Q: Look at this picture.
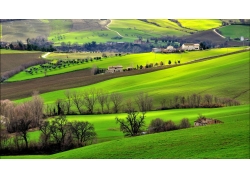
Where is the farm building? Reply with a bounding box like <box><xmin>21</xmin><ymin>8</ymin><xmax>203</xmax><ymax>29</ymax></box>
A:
<box><xmin>194</xmin><ymin>117</ymin><xmax>223</xmax><ymax>126</ymax></box>
<box><xmin>181</xmin><ymin>43</ymin><xmax>200</xmax><ymax>50</ymax></box>
<box><xmin>106</xmin><ymin>65</ymin><xmax>123</xmax><ymax>73</ymax></box>
<box><xmin>133</xmin><ymin>39</ymin><xmax>146</xmax><ymax>44</ymax></box>
<box><xmin>152</xmin><ymin>48</ymin><xmax>162</xmax><ymax>52</ymax></box>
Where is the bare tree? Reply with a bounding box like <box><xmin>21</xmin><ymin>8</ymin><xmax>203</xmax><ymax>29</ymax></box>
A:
<box><xmin>71</xmin><ymin>90</ymin><xmax>84</xmax><ymax>114</ymax></box>
<box><xmin>29</xmin><ymin>91</ymin><xmax>44</xmax><ymax>127</ymax></box>
<box><xmin>69</xmin><ymin>121</ymin><xmax>96</xmax><ymax>147</ymax></box>
<box><xmin>110</xmin><ymin>92</ymin><xmax>123</xmax><ymax>113</ymax></box>
<box><xmin>135</xmin><ymin>92</ymin><xmax>153</xmax><ymax>112</ymax></box>
<box><xmin>160</xmin><ymin>98</ymin><xmax>167</xmax><ymax>109</ymax></box>
<box><xmin>50</xmin><ymin>115</ymin><xmax>69</xmax><ymax>149</ymax></box>
<box><xmin>97</xmin><ymin>89</ymin><xmax>109</xmax><ymax>114</ymax></box>
<box><xmin>39</xmin><ymin>121</ymin><xmax>51</xmax><ymax>147</ymax></box>
<box><xmin>64</xmin><ymin>89</ymin><xmax>72</xmax><ymax>114</ymax></box>
<box><xmin>116</xmin><ymin>111</ymin><xmax>146</xmax><ymax>136</ymax></box>
<box><xmin>83</xmin><ymin>88</ymin><xmax>97</xmax><ymax>114</ymax></box>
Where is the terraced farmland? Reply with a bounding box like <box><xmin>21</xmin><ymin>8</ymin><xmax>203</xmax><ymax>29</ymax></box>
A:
<box><xmin>6</xmin><ymin>47</ymin><xmax>245</xmax><ymax>82</ymax></box>
<box><xmin>178</xmin><ymin>19</ymin><xmax>222</xmax><ymax>31</ymax></box>
<box><xmin>2</xmin><ymin>104</ymin><xmax>249</xmax><ymax>159</ymax></box>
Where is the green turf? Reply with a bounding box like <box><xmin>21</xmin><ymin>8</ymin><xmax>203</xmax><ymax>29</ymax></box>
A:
<box><xmin>48</xmin><ymin>30</ymin><xmax>124</xmax><ymax>45</ymax></box>
<box><xmin>108</xmin><ymin>19</ymin><xmax>189</xmax><ymax>39</ymax></box>
<box><xmin>147</xmin><ymin>19</ymin><xmax>195</xmax><ymax>33</ymax></box>
<box><xmin>14</xmin><ymin>49</ymin><xmax>250</xmax><ymax>107</ymax></box>
<box><xmin>0</xmin><ymin>49</ymin><xmax>41</xmax><ymax>54</ymax></box>
<box><xmin>6</xmin><ymin>47</ymin><xmax>245</xmax><ymax>82</ymax></box>
<box><xmin>2</xmin><ymin>104</ymin><xmax>249</xmax><ymax>159</ymax></box>
<box><xmin>219</xmin><ymin>25</ymin><xmax>250</xmax><ymax>39</ymax></box>
<box><xmin>178</xmin><ymin>19</ymin><xmax>222</xmax><ymax>31</ymax></box>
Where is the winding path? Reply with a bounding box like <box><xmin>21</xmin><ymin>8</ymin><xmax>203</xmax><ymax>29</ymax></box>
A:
<box><xmin>41</xmin><ymin>52</ymin><xmax>51</xmax><ymax>58</ymax></box>
<box><xmin>106</xmin><ymin>20</ymin><xmax>124</xmax><ymax>37</ymax></box>
<box><xmin>213</xmin><ymin>29</ymin><xmax>225</xmax><ymax>39</ymax></box>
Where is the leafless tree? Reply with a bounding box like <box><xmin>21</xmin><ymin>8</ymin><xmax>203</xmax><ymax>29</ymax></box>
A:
<box><xmin>116</xmin><ymin>111</ymin><xmax>146</xmax><ymax>136</ymax></box>
<box><xmin>179</xmin><ymin>118</ymin><xmax>191</xmax><ymax>129</ymax></box>
<box><xmin>69</xmin><ymin>121</ymin><xmax>96</xmax><ymax>147</ymax></box>
<box><xmin>97</xmin><ymin>89</ymin><xmax>109</xmax><ymax>114</ymax></box>
<box><xmin>71</xmin><ymin>90</ymin><xmax>84</xmax><ymax>114</ymax></box>
<box><xmin>29</xmin><ymin>91</ymin><xmax>44</xmax><ymax>127</ymax></box>
<box><xmin>110</xmin><ymin>92</ymin><xmax>123</xmax><ymax>113</ymax></box>
<box><xmin>50</xmin><ymin>115</ymin><xmax>69</xmax><ymax>149</ymax></box>
<box><xmin>124</xmin><ymin>99</ymin><xmax>136</xmax><ymax>113</ymax></box>
<box><xmin>160</xmin><ymin>98</ymin><xmax>167</xmax><ymax>109</ymax></box>
<box><xmin>64</xmin><ymin>89</ymin><xmax>72</xmax><ymax>114</ymax></box>
<box><xmin>39</xmin><ymin>121</ymin><xmax>51</xmax><ymax>147</ymax></box>
<box><xmin>83</xmin><ymin>88</ymin><xmax>97</xmax><ymax>114</ymax></box>
<box><xmin>135</xmin><ymin>92</ymin><xmax>153</xmax><ymax>112</ymax></box>
<box><xmin>148</xmin><ymin>118</ymin><xmax>166</xmax><ymax>133</ymax></box>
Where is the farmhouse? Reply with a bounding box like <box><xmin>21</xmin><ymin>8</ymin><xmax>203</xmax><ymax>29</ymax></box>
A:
<box><xmin>194</xmin><ymin>118</ymin><xmax>223</xmax><ymax>126</ymax></box>
<box><xmin>106</xmin><ymin>65</ymin><xmax>123</xmax><ymax>73</ymax></box>
<box><xmin>152</xmin><ymin>48</ymin><xmax>162</xmax><ymax>53</ymax></box>
<box><xmin>133</xmin><ymin>39</ymin><xmax>146</xmax><ymax>44</ymax></box>
<box><xmin>181</xmin><ymin>43</ymin><xmax>200</xmax><ymax>50</ymax></box>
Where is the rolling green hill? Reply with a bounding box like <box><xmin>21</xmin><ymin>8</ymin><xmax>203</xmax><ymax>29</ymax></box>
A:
<box><xmin>219</xmin><ymin>25</ymin><xmax>250</xmax><ymax>39</ymax></box>
<box><xmin>15</xmin><ymin>50</ymin><xmax>250</xmax><ymax>107</ymax></box>
<box><xmin>178</xmin><ymin>19</ymin><xmax>222</xmax><ymax>31</ymax></box>
<box><xmin>2</xmin><ymin>104</ymin><xmax>249</xmax><ymax>159</ymax></box>
<box><xmin>6</xmin><ymin>47</ymin><xmax>245</xmax><ymax>82</ymax></box>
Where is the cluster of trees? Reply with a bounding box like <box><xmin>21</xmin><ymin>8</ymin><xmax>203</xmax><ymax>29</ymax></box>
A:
<box><xmin>159</xmin><ymin>94</ymin><xmax>240</xmax><ymax>110</ymax></box>
<box><xmin>1</xmin><ymin>38</ymin><xmax>56</xmax><ymax>52</ymax></box>
<box><xmin>1</xmin><ymin>59</ymin><xmax>48</xmax><ymax>82</ymax></box>
<box><xmin>115</xmin><ymin>100</ymin><xmax>191</xmax><ymax>137</ymax></box>
<box><xmin>45</xmin><ymin>90</ymin><xmax>154</xmax><ymax>116</ymax></box>
<box><xmin>0</xmin><ymin>92</ymin><xmax>97</xmax><ymax>155</ymax></box>
<box><xmin>44</xmin><ymin>90</ymin><xmax>241</xmax><ymax>116</ymax></box>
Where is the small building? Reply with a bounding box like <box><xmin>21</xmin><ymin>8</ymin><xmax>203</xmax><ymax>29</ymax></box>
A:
<box><xmin>152</xmin><ymin>48</ymin><xmax>162</xmax><ymax>53</ymax></box>
<box><xmin>106</xmin><ymin>65</ymin><xmax>123</xmax><ymax>73</ymax></box>
<box><xmin>194</xmin><ymin>118</ymin><xmax>223</xmax><ymax>127</ymax></box>
<box><xmin>181</xmin><ymin>43</ymin><xmax>200</xmax><ymax>50</ymax></box>
<box><xmin>133</xmin><ymin>39</ymin><xmax>146</xmax><ymax>44</ymax></box>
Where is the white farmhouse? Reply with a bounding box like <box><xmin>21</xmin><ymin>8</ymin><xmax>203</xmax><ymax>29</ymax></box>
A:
<box><xmin>181</xmin><ymin>43</ymin><xmax>200</xmax><ymax>50</ymax></box>
<box><xmin>152</xmin><ymin>48</ymin><xmax>162</xmax><ymax>52</ymax></box>
<box><xmin>106</xmin><ymin>65</ymin><xmax>123</xmax><ymax>73</ymax></box>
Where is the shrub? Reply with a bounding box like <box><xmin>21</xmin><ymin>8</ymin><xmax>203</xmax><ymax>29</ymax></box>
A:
<box><xmin>164</xmin><ymin>120</ymin><xmax>178</xmax><ymax>131</ymax></box>
<box><xmin>148</xmin><ymin>118</ymin><xmax>166</xmax><ymax>133</ymax></box>
<box><xmin>179</xmin><ymin>118</ymin><xmax>191</xmax><ymax>129</ymax></box>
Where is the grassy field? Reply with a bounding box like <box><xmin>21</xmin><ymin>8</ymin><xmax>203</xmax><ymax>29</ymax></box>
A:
<box><xmin>6</xmin><ymin>47</ymin><xmax>245</xmax><ymax>82</ymax></box>
<box><xmin>13</xmin><ymin>50</ymin><xmax>250</xmax><ymax>108</ymax></box>
<box><xmin>0</xmin><ymin>49</ymin><xmax>42</xmax><ymax>54</ymax></box>
<box><xmin>219</xmin><ymin>25</ymin><xmax>250</xmax><ymax>39</ymax></box>
<box><xmin>178</xmin><ymin>19</ymin><xmax>222</xmax><ymax>31</ymax></box>
<box><xmin>2</xmin><ymin>104</ymin><xmax>249</xmax><ymax>159</ymax></box>
<box><xmin>1</xmin><ymin>52</ymin><xmax>43</xmax><ymax>74</ymax></box>
<box><xmin>147</xmin><ymin>19</ymin><xmax>195</xmax><ymax>33</ymax></box>
<box><xmin>108</xmin><ymin>19</ymin><xmax>189</xmax><ymax>39</ymax></box>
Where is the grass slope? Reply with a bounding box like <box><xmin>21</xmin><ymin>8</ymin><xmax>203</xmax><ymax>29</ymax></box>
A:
<box><xmin>15</xmin><ymin>50</ymin><xmax>250</xmax><ymax>106</ymax></box>
<box><xmin>0</xmin><ymin>49</ymin><xmax>41</xmax><ymax>54</ymax></box>
<box><xmin>2</xmin><ymin>105</ymin><xmax>249</xmax><ymax>159</ymax></box>
<box><xmin>6</xmin><ymin>47</ymin><xmax>245</xmax><ymax>82</ymax></box>
<box><xmin>108</xmin><ymin>19</ymin><xmax>189</xmax><ymax>39</ymax></box>
<box><xmin>178</xmin><ymin>19</ymin><xmax>222</xmax><ymax>31</ymax></box>
<box><xmin>147</xmin><ymin>19</ymin><xmax>195</xmax><ymax>33</ymax></box>
<box><xmin>219</xmin><ymin>25</ymin><xmax>250</xmax><ymax>39</ymax></box>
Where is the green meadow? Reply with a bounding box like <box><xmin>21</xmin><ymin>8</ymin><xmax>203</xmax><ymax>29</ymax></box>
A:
<box><xmin>14</xmin><ymin>50</ymin><xmax>250</xmax><ymax>106</ymax></box>
<box><xmin>219</xmin><ymin>25</ymin><xmax>250</xmax><ymax>39</ymax></box>
<box><xmin>2</xmin><ymin>104</ymin><xmax>249</xmax><ymax>159</ymax></box>
<box><xmin>0</xmin><ymin>49</ymin><xmax>41</xmax><ymax>54</ymax></box>
<box><xmin>6</xmin><ymin>47</ymin><xmax>245</xmax><ymax>82</ymax></box>
<box><xmin>178</xmin><ymin>19</ymin><xmax>222</xmax><ymax>31</ymax></box>
<box><xmin>108</xmin><ymin>19</ymin><xmax>189</xmax><ymax>38</ymax></box>
<box><xmin>147</xmin><ymin>19</ymin><xmax>195</xmax><ymax>33</ymax></box>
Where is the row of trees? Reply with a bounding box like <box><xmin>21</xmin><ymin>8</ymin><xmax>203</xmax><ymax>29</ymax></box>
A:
<box><xmin>44</xmin><ymin>90</ymin><xmax>240</xmax><ymax>116</ymax></box>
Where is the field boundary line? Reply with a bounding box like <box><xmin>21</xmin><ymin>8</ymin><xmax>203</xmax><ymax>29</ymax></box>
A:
<box><xmin>105</xmin><ymin>20</ymin><xmax>123</xmax><ymax>37</ymax></box>
<box><xmin>213</xmin><ymin>29</ymin><xmax>225</xmax><ymax>38</ymax></box>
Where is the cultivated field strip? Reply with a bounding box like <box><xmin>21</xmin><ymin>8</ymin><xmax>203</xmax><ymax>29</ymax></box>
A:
<box><xmin>1</xmin><ymin>49</ymin><xmax>248</xmax><ymax>101</ymax></box>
